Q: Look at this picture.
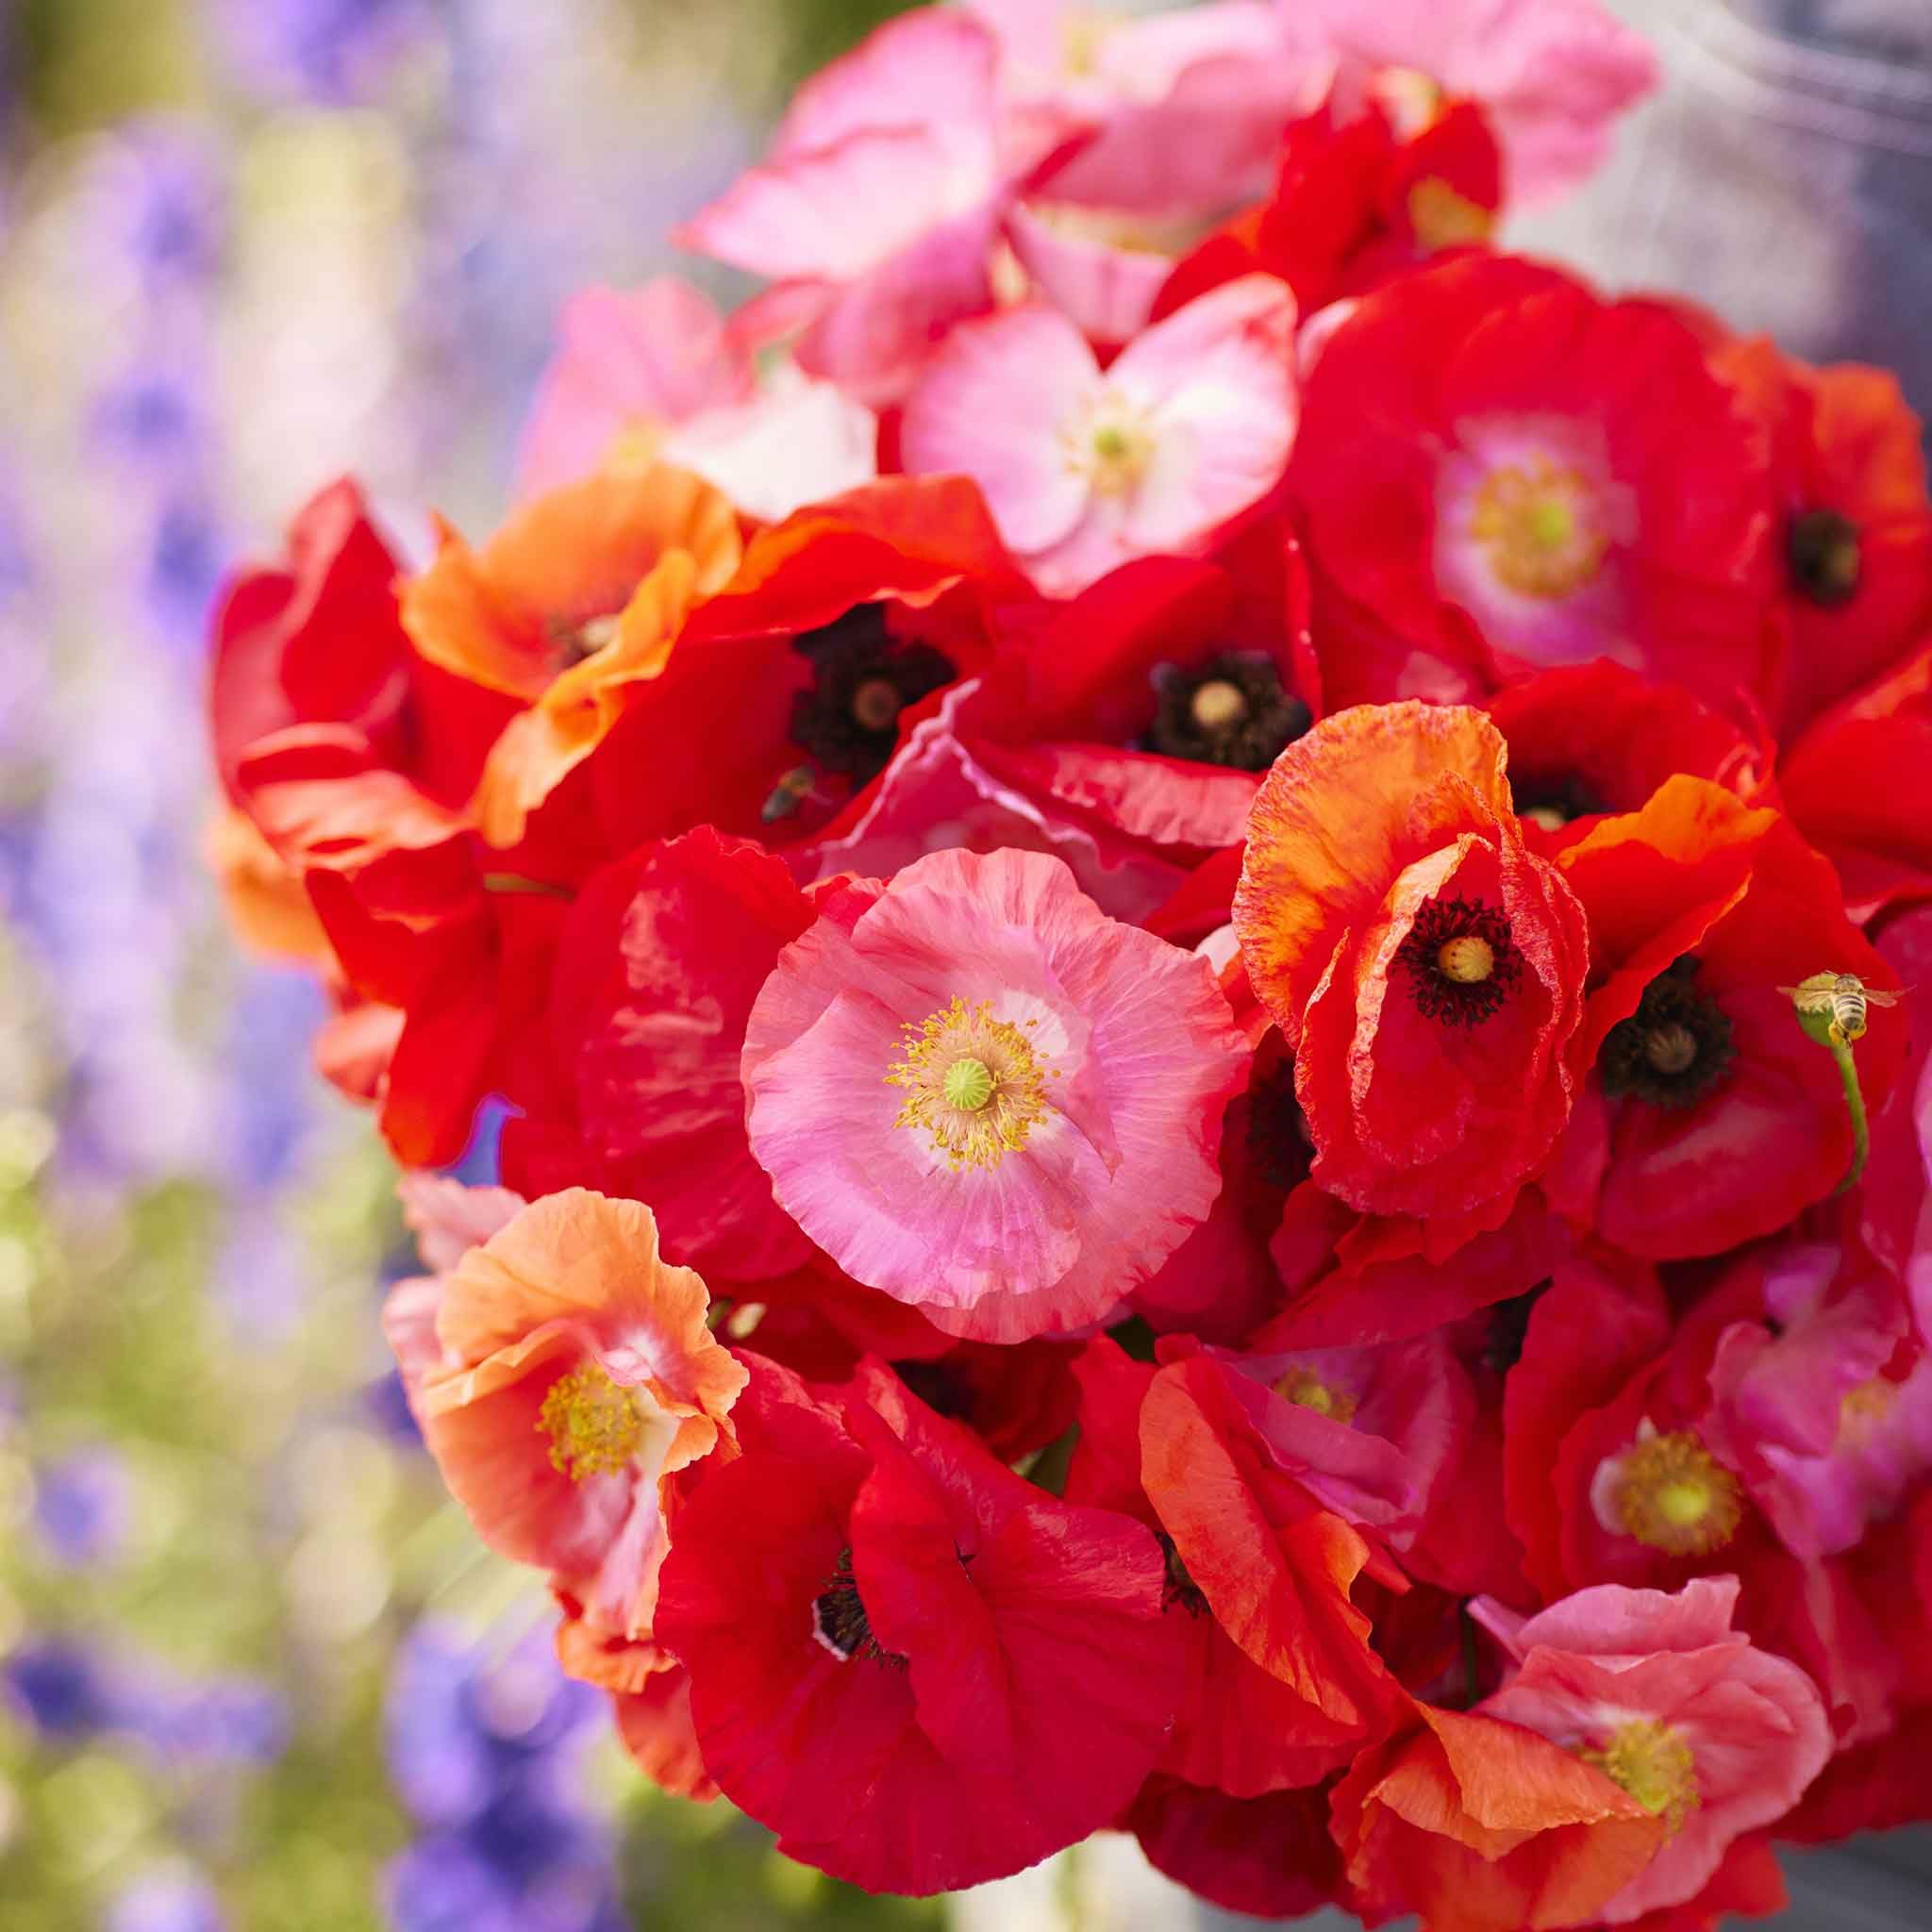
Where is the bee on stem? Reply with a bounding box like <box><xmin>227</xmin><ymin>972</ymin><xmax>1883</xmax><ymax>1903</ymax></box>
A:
<box><xmin>1777</xmin><ymin>972</ymin><xmax>1906</xmax><ymax>1048</ymax></box>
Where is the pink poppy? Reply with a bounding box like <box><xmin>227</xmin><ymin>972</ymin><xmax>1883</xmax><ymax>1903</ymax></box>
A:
<box><xmin>741</xmin><ymin>846</ymin><xmax>1250</xmax><ymax>1342</ymax></box>
<box><xmin>1472</xmin><ymin>1576</ymin><xmax>1832</xmax><ymax>1922</ymax></box>
<box><xmin>517</xmin><ymin>278</ymin><xmax>878</xmax><ymax>524</ymax></box>
<box><xmin>1301</xmin><ymin>0</ymin><xmax>1658</xmax><ymax>206</ymax></box>
<box><xmin>901</xmin><ymin>275</ymin><xmax>1298</xmax><ymax>595</ymax></box>
<box><xmin>676</xmin><ymin>9</ymin><xmax>1067</xmax><ymax>405</ymax></box>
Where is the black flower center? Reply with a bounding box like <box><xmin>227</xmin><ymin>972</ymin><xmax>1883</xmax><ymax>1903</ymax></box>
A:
<box><xmin>1481</xmin><ymin>1281</ymin><xmax>1550</xmax><ymax>1375</ymax></box>
<box><xmin>1788</xmin><ymin>508</ymin><xmax>1862</xmax><ymax>608</ymax></box>
<box><xmin>1159</xmin><ymin>1534</ymin><xmax>1209</xmax><ymax>1618</ymax></box>
<box><xmin>788</xmin><ymin>605</ymin><xmax>958</xmax><ymax>787</ymax></box>
<box><xmin>1141</xmin><ymin>652</ymin><xmax>1310</xmax><ymax>771</ymax></box>
<box><xmin>1599</xmin><ymin>956</ymin><xmax>1735</xmax><ymax>1108</ymax></box>
<box><xmin>891</xmin><ymin>1357</ymin><xmax>974</xmax><ymax>1424</ymax></box>
<box><xmin>1511</xmin><ymin>771</ymin><xmax>1612</xmax><ymax>834</ymax></box>
<box><xmin>1395</xmin><ymin>896</ymin><xmax>1524</xmax><ymax>1027</ymax></box>
<box><xmin>1245</xmin><ymin>1058</ymin><xmax>1315</xmax><ymax>1192</ymax></box>
<box><xmin>810</xmin><ymin>1547</ymin><xmax>906</xmax><ymax>1667</ymax></box>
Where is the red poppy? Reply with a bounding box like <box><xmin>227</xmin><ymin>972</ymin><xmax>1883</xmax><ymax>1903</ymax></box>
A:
<box><xmin>1550</xmin><ymin>780</ymin><xmax>1906</xmax><ymax>1257</ymax></box>
<box><xmin>587</xmin><ymin>476</ymin><xmax>1030</xmax><ymax>858</ymax></box>
<box><xmin>1234</xmin><ymin>701</ymin><xmax>1589</xmax><ymax>1220</ymax></box>
<box><xmin>1779</xmin><ymin>634</ymin><xmax>1932</xmax><ymax>922</ymax></box>
<box><xmin>1488</xmin><ymin>660</ymin><xmax>1773</xmax><ymax>859</ymax></box>
<box><xmin>1287</xmin><ymin>256</ymin><xmax>1779</xmax><ymax>715</ymax></box>
<box><xmin>1713</xmin><ymin>337</ymin><xmax>1932</xmax><ymax>742</ymax></box>
<box><xmin>1156</xmin><ymin>96</ymin><xmax>1502</xmax><ymax>323</ymax></box>
<box><xmin>1065</xmin><ymin>1338</ymin><xmax>1396</xmax><ymax>1799</ymax></box>
<box><xmin>654</xmin><ymin>1355</ymin><xmax>1183</xmax><ymax>1894</ymax></box>
<box><xmin>496</xmin><ymin>826</ymin><xmax>819</xmax><ymax>1280</ymax></box>
<box><xmin>1328</xmin><ymin>1695</ymin><xmax>1666</xmax><ymax>1932</ymax></box>
<box><xmin>1123</xmin><ymin>1775</ymin><xmax>1353</xmax><ymax>1921</ymax></box>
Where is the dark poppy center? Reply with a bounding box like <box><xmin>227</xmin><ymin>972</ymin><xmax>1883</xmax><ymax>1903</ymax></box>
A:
<box><xmin>1480</xmin><ymin>1282</ymin><xmax>1550</xmax><ymax>1375</ymax></box>
<box><xmin>891</xmin><ymin>1357</ymin><xmax>974</xmax><ymax>1424</ymax></box>
<box><xmin>1158</xmin><ymin>1533</ymin><xmax>1209</xmax><ymax>1618</ymax></box>
<box><xmin>1510</xmin><ymin>771</ymin><xmax>1612</xmax><ymax>833</ymax></box>
<box><xmin>1245</xmin><ymin>1059</ymin><xmax>1315</xmax><ymax>1192</ymax></box>
<box><xmin>1141</xmin><ymin>652</ymin><xmax>1310</xmax><ymax>771</ymax></box>
<box><xmin>1395</xmin><ymin>895</ymin><xmax>1524</xmax><ymax>1026</ymax></box>
<box><xmin>545</xmin><ymin>610</ymin><xmax>622</xmax><ymax>668</ymax></box>
<box><xmin>1599</xmin><ymin>956</ymin><xmax>1735</xmax><ymax>1108</ymax></box>
<box><xmin>1788</xmin><ymin>508</ymin><xmax>1862</xmax><ymax>608</ymax></box>
<box><xmin>789</xmin><ymin>605</ymin><xmax>958</xmax><ymax>788</ymax></box>
<box><xmin>810</xmin><ymin>1547</ymin><xmax>906</xmax><ymax>1667</ymax></box>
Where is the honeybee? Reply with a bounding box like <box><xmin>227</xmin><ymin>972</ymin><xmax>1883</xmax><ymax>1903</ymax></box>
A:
<box><xmin>761</xmin><ymin>764</ymin><xmax>826</xmax><ymax>824</ymax></box>
<box><xmin>1778</xmin><ymin>972</ymin><xmax>1906</xmax><ymax>1046</ymax></box>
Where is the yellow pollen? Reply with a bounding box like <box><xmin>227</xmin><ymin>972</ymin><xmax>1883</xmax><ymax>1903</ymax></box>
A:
<box><xmin>1408</xmin><ymin>176</ymin><xmax>1494</xmax><ymax>253</ymax></box>
<box><xmin>1840</xmin><ymin>1376</ymin><xmax>1896</xmax><ymax>1441</ymax></box>
<box><xmin>1581</xmin><ymin>1719</ymin><xmax>1700</xmax><ymax>1835</ymax></box>
<box><xmin>888</xmin><ymin>996</ymin><xmax>1052</xmax><ymax>1172</ymax></box>
<box><xmin>1066</xmin><ymin>391</ymin><xmax>1157</xmax><ymax>499</ymax></box>
<box><xmin>1438</xmin><ymin>935</ymin><xmax>1496</xmax><ymax>985</ymax></box>
<box><xmin>1524</xmin><ymin>805</ymin><xmax>1570</xmax><ymax>834</ymax></box>
<box><xmin>538</xmin><ymin>1361</ymin><xmax>643</xmax><ymax>1482</ymax></box>
<box><xmin>1273</xmin><ymin>1365</ymin><xmax>1358</xmax><ymax>1424</ymax></box>
<box><xmin>1611</xmin><ymin>1430</ymin><xmax>1742</xmax><ymax>1556</ymax></box>
<box><xmin>1190</xmin><ymin>678</ymin><xmax>1249</xmax><ymax>731</ymax></box>
<box><xmin>1471</xmin><ymin>455</ymin><xmax>1609</xmax><ymax>599</ymax></box>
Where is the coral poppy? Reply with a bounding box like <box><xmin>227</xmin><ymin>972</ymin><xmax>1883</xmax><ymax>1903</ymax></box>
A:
<box><xmin>1550</xmin><ymin>779</ymin><xmax>1906</xmax><ymax>1257</ymax></box>
<box><xmin>900</xmin><ymin>275</ymin><xmax>1298</xmax><ymax>596</ymax></box>
<box><xmin>1287</xmin><ymin>256</ymin><xmax>1778</xmax><ymax>713</ymax></box>
<box><xmin>1472</xmin><ymin>1577</ymin><xmax>1832</xmax><ymax>1921</ymax></box>
<box><xmin>742</xmin><ymin>846</ymin><xmax>1249</xmax><ymax>1341</ymax></box>
<box><xmin>1233</xmin><ymin>700</ymin><xmax>1589</xmax><ymax>1219</ymax></box>
<box><xmin>653</xmin><ymin>1356</ymin><xmax>1182</xmax><ymax>1894</ymax></box>
<box><xmin>399</xmin><ymin>462</ymin><xmax>742</xmax><ymax>846</ymax></box>
<box><xmin>1329</xmin><ymin>1694</ymin><xmax>1667</xmax><ymax>1931</ymax></box>
<box><xmin>387</xmin><ymin>1190</ymin><xmax>746</xmax><ymax>1675</ymax></box>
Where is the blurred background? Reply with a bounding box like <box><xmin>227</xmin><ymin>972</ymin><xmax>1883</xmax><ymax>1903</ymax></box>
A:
<box><xmin>1</xmin><ymin>1</ymin><xmax>1929</xmax><ymax>1929</ymax></box>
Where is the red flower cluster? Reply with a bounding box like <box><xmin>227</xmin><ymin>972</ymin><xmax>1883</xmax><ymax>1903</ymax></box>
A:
<box><xmin>208</xmin><ymin>2</ymin><xmax>1932</xmax><ymax>1921</ymax></box>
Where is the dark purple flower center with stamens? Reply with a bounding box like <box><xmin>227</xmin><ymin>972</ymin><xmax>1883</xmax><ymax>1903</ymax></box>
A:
<box><xmin>1599</xmin><ymin>955</ymin><xmax>1735</xmax><ymax>1108</ymax></box>
<box><xmin>1395</xmin><ymin>896</ymin><xmax>1523</xmax><ymax>1026</ymax></box>
<box><xmin>1787</xmin><ymin>508</ymin><xmax>1861</xmax><ymax>608</ymax></box>
<box><xmin>1141</xmin><ymin>651</ymin><xmax>1310</xmax><ymax>771</ymax></box>
<box><xmin>789</xmin><ymin>604</ymin><xmax>957</xmax><ymax>786</ymax></box>
<box><xmin>810</xmin><ymin>1546</ymin><xmax>906</xmax><ymax>1667</ymax></box>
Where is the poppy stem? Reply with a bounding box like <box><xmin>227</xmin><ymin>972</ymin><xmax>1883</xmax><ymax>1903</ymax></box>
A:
<box><xmin>1826</xmin><ymin>1041</ymin><xmax>1869</xmax><ymax>1196</ymax></box>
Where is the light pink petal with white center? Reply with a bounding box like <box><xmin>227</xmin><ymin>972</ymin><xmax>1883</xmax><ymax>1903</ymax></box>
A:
<box><xmin>516</xmin><ymin>279</ymin><xmax>751</xmax><ymax>499</ymax></box>
<box><xmin>660</xmin><ymin>365</ymin><xmax>876</xmax><ymax>525</ymax></box>
<box><xmin>900</xmin><ymin>301</ymin><xmax>1100</xmax><ymax>553</ymax></box>
<box><xmin>1108</xmin><ymin>273</ymin><xmax>1299</xmax><ymax>554</ymax></box>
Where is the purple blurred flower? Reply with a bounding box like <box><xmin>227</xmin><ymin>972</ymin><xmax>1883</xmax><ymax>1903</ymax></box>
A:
<box><xmin>383</xmin><ymin>1621</ymin><xmax>620</xmax><ymax>1932</ymax></box>
<box><xmin>105</xmin><ymin>1868</ymin><xmax>228</xmax><ymax>1932</ymax></box>
<box><xmin>205</xmin><ymin>0</ymin><xmax>435</xmax><ymax>106</ymax></box>
<box><xmin>75</xmin><ymin>124</ymin><xmax>227</xmax><ymax>295</ymax></box>
<box><xmin>32</xmin><ymin>1447</ymin><xmax>134</xmax><ymax>1569</ymax></box>
<box><xmin>3</xmin><ymin>1640</ymin><xmax>125</xmax><ymax>1738</ymax></box>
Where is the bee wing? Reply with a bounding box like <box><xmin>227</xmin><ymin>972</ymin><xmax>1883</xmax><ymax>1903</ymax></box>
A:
<box><xmin>1778</xmin><ymin>988</ymin><xmax>1832</xmax><ymax>1011</ymax></box>
<box><xmin>1862</xmin><ymin>988</ymin><xmax>1907</xmax><ymax>1008</ymax></box>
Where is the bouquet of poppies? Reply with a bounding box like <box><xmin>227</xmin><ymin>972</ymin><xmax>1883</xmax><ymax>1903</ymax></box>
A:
<box><xmin>205</xmin><ymin>0</ymin><xmax>1932</xmax><ymax>1924</ymax></box>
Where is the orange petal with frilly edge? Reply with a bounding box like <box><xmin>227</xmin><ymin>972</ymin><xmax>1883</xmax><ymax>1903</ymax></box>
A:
<box><xmin>1234</xmin><ymin>701</ymin><xmax>1516</xmax><ymax>1041</ymax></box>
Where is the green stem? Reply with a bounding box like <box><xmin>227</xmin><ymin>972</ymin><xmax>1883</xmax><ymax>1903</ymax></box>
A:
<box><xmin>1829</xmin><ymin>1040</ymin><xmax>1869</xmax><ymax>1195</ymax></box>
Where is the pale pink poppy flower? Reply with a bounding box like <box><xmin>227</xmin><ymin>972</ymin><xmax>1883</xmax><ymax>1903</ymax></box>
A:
<box><xmin>741</xmin><ymin>846</ymin><xmax>1250</xmax><ymax>1343</ymax></box>
<box><xmin>1299</xmin><ymin>0</ymin><xmax>1658</xmax><ymax>206</ymax></box>
<box><xmin>676</xmin><ymin>8</ymin><xmax>1069</xmax><ymax>405</ymax></box>
<box><xmin>900</xmin><ymin>274</ymin><xmax>1297</xmax><ymax>596</ymax></box>
<box><xmin>1472</xmin><ymin>1576</ymin><xmax>1831</xmax><ymax>1923</ymax></box>
<box><xmin>516</xmin><ymin>279</ymin><xmax>876</xmax><ymax>522</ymax></box>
